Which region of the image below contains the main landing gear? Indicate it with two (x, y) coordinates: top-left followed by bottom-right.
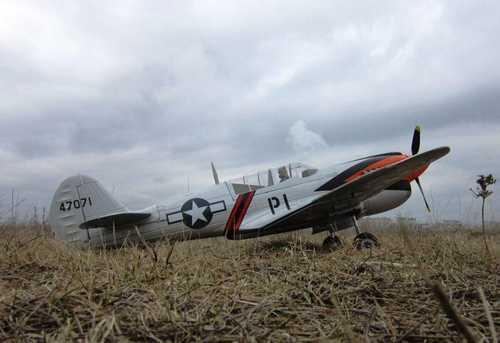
(321, 217), (379, 251)
(352, 216), (379, 250)
(322, 224), (343, 251)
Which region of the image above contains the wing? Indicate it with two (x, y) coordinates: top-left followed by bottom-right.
(228, 147), (449, 239)
(315, 146), (450, 209)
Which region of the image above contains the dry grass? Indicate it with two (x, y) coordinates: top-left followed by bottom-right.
(0, 225), (499, 342)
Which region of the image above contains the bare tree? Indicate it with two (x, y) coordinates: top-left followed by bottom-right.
(0, 190), (26, 226)
(471, 174), (496, 255)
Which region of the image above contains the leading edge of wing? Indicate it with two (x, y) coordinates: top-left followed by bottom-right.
(316, 146), (450, 204)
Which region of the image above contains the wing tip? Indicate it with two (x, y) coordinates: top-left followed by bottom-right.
(426, 146), (451, 160)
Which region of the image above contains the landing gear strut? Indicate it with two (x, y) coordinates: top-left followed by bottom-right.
(322, 224), (343, 251)
(352, 216), (379, 250)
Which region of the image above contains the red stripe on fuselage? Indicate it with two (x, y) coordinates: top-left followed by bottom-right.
(225, 190), (255, 237)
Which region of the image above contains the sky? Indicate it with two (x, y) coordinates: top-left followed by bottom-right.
(1, 1), (499, 224)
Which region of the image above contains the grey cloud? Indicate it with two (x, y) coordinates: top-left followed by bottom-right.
(314, 85), (500, 149)
(0, 1), (499, 223)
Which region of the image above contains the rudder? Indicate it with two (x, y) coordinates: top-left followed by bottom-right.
(48, 175), (127, 243)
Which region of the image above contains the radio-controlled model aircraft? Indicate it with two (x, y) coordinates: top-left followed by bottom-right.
(49, 127), (449, 250)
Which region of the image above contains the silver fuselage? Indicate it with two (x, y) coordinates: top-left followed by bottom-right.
(84, 162), (411, 248)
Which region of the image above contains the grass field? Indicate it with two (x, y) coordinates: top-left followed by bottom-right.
(0, 225), (498, 342)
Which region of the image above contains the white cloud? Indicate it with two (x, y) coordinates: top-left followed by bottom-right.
(287, 120), (328, 153)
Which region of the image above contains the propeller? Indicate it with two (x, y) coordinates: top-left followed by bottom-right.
(415, 177), (431, 212)
(411, 125), (431, 212)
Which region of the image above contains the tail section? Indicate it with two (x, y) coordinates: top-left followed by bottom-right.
(48, 175), (149, 243)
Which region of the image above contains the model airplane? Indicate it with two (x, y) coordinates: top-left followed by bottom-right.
(49, 127), (450, 250)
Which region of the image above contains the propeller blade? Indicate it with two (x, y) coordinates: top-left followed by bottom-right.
(411, 125), (421, 155)
(415, 177), (431, 212)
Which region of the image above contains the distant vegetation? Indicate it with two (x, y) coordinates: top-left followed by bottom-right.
(0, 224), (498, 341)
(471, 174), (496, 256)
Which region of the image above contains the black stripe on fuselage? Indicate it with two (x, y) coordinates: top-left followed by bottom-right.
(347, 152), (403, 163)
(315, 156), (387, 191)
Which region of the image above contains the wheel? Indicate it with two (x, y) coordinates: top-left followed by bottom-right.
(353, 232), (379, 250)
(323, 235), (343, 251)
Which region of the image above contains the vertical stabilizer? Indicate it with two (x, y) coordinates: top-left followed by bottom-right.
(48, 175), (127, 243)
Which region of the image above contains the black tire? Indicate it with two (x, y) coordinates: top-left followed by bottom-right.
(353, 232), (379, 250)
(323, 236), (343, 251)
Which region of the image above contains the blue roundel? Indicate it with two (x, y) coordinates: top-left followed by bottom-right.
(181, 198), (213, 229)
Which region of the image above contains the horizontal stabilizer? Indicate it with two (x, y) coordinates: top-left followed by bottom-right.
(80, 211), (151, 229)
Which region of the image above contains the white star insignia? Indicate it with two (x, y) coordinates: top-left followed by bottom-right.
(184, 201), (208, 225)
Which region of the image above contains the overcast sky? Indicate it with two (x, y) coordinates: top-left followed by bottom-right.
(1, 1), (499, 224)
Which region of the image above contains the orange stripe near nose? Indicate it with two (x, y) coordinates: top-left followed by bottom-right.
(346, 155), (408, 183)
(345, 154), (428, 183)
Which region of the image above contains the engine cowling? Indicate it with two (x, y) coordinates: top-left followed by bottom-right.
(362, 180), (411, 216)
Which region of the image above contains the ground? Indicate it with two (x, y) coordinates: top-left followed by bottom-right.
(0, 226), (499, 342)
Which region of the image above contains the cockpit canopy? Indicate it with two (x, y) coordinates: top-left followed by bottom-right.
(228, 162), (318, 194)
